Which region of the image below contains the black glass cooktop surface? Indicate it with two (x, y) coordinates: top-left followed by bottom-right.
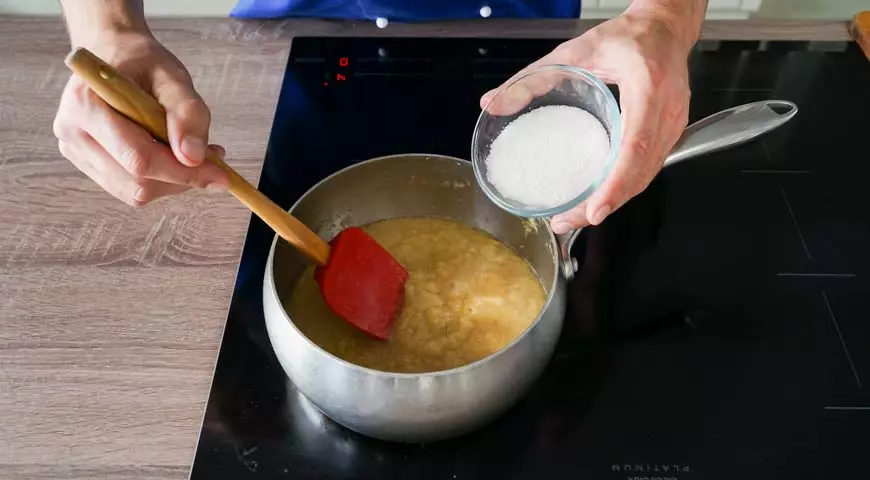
(189, 37), (870, 479)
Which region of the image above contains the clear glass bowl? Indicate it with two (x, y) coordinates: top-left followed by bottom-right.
(471, 64), (622, 218)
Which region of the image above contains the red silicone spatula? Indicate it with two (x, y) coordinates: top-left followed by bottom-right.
(65, 47), (408, 340)
(315, 227), (408, 339)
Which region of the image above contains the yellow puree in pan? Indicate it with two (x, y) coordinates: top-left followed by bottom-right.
(287, 217), (546, 374)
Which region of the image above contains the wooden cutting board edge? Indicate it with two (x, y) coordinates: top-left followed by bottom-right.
(850, 11), (870, 62)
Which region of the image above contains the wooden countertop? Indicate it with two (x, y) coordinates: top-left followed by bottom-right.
(0, 16), (852, 480)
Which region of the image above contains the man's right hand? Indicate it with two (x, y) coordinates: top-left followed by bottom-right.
(53, 31), (228, 206)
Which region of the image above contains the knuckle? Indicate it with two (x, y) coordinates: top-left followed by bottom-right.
(54, 102), (84, 141)
(174, 96), (210, 123)
(70, 82), (87, 104)
(72, 83), (97, 109)
(158, 61), (195, 86)
(173, 67), (194, 86)
(628, 130), (655, 161)
(643, 61), (667, 89)
(65, 87), (104, 128)
(553, 43), (577, 64)
(120, 146), (151, 178)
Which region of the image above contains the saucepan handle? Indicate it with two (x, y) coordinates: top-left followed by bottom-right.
(557, 100), (799, 280)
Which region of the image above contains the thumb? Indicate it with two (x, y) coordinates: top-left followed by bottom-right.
(153, 75), (211, 167)
(585, 81), (662, 226)
(551, 202), (590, 233)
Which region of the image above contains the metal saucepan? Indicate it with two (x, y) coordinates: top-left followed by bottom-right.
(262, 100), (797, 442)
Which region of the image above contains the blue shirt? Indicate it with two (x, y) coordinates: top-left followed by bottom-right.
(230, 0), (582, 21)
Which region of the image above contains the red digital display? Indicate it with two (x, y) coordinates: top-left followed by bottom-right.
(325, 56), (350, 87)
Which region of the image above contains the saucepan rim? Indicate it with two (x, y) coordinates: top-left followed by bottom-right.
(264, 152), (563, 380)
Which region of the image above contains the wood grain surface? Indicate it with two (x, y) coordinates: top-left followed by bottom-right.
(0, 15), (851, 480)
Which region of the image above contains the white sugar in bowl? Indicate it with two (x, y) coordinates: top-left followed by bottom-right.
(471, 65), (622, 218)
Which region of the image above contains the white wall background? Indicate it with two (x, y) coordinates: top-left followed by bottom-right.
(757, 0), (864, 20)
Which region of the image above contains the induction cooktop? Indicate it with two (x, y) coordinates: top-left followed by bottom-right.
(188, 37), (870, 479)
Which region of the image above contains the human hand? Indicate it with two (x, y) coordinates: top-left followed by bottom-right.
(480, 10), (694, 233)
(53, 31), (228, 206)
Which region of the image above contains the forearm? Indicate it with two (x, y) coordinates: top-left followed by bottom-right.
(626, 0), (708, 52)
(59, 0), (150, 47)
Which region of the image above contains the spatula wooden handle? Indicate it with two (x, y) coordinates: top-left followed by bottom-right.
(64, 47), (331, 265)
(851, 11), (870, 63)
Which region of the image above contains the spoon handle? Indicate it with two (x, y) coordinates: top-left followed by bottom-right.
(64, 47), (331, 265)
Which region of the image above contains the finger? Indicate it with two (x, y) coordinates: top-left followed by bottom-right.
(59, 135), (189, 206)
(584, 77), (664, 226)
(550, 202), (590, 234)
(59, 137), (101, 182)
(82, 89), (228, 189)
(152, 69), (211, 167)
